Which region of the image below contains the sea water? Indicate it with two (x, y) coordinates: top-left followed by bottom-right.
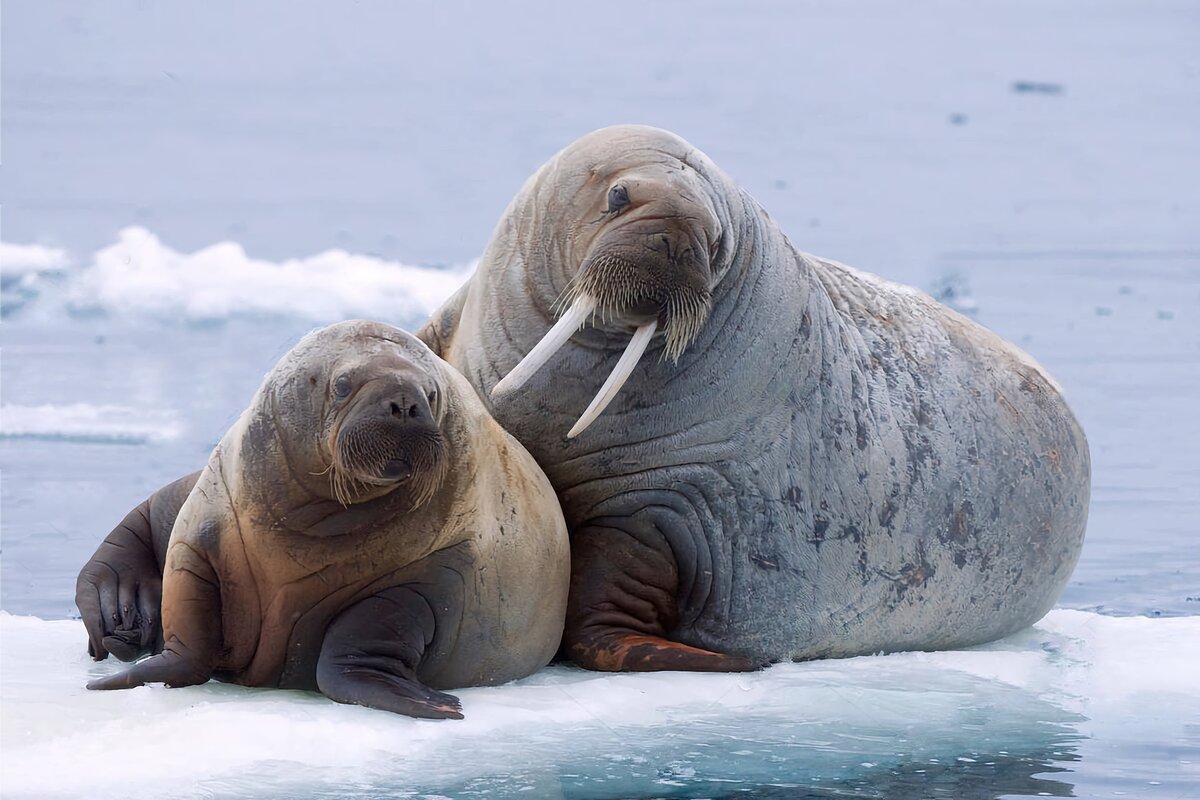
(2, 1), (1198, 797)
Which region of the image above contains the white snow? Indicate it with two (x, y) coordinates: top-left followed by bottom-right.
(1, 242), (72, 317)
(1, 610), (1196, 799)
(0, 242), (70, 276)
(1, 228), (473, 325)
(0, 404), (183, 445)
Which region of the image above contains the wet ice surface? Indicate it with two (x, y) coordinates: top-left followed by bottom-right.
(3, 0), (1199, 797)
(2, 611), (1197, 799)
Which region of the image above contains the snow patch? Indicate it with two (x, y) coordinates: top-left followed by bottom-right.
(1, 228), (473, 325)
(0, 404), (183, 445)
(1, 241), (71, 317)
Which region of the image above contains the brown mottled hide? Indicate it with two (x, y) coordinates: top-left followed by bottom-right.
(87, 322), (569, 717)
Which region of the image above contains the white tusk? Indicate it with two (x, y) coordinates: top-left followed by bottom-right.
(492, 293), (597, 399)
(567, 320), (657, 439)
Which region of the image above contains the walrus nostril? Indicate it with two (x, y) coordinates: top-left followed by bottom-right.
(390, 402), (403, 418)
(408, 404), (420, 418)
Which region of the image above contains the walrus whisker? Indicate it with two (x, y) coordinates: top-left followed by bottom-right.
(567, 320), (657, 439)
(492, 292), (597, 399)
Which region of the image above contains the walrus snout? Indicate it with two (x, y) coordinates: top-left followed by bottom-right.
(327, 374), (449, 505)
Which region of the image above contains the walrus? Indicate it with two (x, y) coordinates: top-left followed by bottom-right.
(84, 320), (569, 718)
(417, 124), (1091, 671)
(77, 125), (1090, 675)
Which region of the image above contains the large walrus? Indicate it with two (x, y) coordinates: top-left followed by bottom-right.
(418, 124), (1090, 671)
(78, 125), (1089, 675)
(84, 321), (569, 718)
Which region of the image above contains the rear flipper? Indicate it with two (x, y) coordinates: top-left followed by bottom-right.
(564, 525), (760, 673)
(86, 540), (221, 691)
(316, 587), (463, 720)
(567, 627), (760, 672)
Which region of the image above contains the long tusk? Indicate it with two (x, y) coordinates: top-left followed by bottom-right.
(567, 320), (657, 439)
(491, 293), (597, 400)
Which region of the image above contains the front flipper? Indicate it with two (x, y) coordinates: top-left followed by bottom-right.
(76, 470), (202, 662)
(564, 525), (759, 673)
(87, 541), (221, 691)
(316, 587), (463, 720)
(87, 644), (213, 690)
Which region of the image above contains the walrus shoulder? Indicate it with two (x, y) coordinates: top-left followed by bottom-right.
(417, 281), (470, 358)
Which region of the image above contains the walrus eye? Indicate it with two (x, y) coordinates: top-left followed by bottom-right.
(606, 185), (630, 214)
(333, 375), (353, 399)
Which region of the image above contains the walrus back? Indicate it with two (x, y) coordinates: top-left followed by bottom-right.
(799, 256), (1090, 656)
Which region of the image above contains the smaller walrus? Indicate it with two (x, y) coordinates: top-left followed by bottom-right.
(86, 321), (569, 719)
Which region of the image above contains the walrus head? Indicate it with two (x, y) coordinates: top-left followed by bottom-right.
(491, 125), (734, 437)
(267, 321), (450, 509)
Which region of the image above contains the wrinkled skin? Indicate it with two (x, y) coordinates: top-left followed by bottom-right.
(420, 125), (1090, 670)
(84, 321), (569, 718)
(78, 125), (1090, 674)
(76, 472), (195, 661)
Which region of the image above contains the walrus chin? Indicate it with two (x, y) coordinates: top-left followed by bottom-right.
(491, 257), (712, 438)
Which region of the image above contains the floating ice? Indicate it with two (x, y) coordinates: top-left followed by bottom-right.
(1, 228), (473, 325)
(0, 241), (71, 317)
(0, 404), (183, 445)
(0, 241), (70, 277)
(1, 610), (1196, 799)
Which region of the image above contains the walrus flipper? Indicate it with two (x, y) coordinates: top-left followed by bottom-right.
(87, 541), (221, 691)
(76, 470), (202, 662)
(564, 528), (759, 673)
(316, 587), (464, 720)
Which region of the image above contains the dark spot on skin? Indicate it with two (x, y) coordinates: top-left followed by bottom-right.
(810, 516), (829, 547)
(891, 543), (935, 600)
(902, 431), (937, 488)
(784, 486), (804, 508)
(856, 420), (869, 450)
(799, 311), (812, 340)
(197, 519), (220, 550)
(838, 524), (863, 544)
(914, 401), (932, 427)
(945, 500), (975, 545)
(878, 500), (897, 529)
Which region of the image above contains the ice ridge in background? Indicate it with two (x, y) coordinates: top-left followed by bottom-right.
(0, 241), (72, 317)
(0, 404), (183, 445)
(1, 227), (474, 325)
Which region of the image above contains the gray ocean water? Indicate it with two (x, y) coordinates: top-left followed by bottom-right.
(2, 1), (1198, 798)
